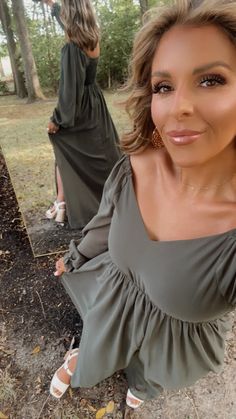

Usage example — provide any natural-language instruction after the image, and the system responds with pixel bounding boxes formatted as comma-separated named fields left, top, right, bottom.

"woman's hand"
left=47, top=121, right=59, bottom=134
left=54, top=257, right=66, bottom=276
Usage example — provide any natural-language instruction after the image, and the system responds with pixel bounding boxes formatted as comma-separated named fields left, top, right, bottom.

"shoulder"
left=107, top=154, right=131, bottom=184
left=104, top=154, right=131, bottom=201
left=130, top=146, right=167, bottom=181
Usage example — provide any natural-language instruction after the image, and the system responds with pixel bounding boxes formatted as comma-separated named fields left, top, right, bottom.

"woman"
left=46, top=0, right=121, bottom=227
left=50, top=0, right=236, bottom=410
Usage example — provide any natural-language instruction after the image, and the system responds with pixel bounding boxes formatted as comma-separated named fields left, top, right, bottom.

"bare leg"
left=46, top=166, right=66, bottom=221
left=56, top=166, right=65, bottom=202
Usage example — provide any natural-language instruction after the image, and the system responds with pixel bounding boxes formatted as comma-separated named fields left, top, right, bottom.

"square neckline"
left=126, top=155, right=236, bottom=244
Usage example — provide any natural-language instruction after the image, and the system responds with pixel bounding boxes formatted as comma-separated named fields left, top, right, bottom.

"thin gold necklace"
left=179, top=172, right=236, bottom=191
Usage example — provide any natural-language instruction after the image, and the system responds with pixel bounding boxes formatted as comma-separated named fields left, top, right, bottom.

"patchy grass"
left=0, top=367, right=17, bottom=403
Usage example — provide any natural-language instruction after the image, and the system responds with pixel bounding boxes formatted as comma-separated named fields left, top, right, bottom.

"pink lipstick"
left=166, top=130, right=204, bottom=146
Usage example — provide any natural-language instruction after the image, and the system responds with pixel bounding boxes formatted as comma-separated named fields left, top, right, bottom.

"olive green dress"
left=61, top=155, right=236, bottom=400
left=49, top=42, right=121, bottom=229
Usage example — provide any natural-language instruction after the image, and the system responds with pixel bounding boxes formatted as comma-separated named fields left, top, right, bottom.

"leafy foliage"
left=1, top=0, right=168, bottom=92
left=96, top=0, right=140, bottom=87
left=29, top=18, right=64, bottom=92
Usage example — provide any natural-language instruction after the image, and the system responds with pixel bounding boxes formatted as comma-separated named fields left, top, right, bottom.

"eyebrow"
left=192, top=61, right=232, bottom=74
left=151, top=61, right=232, bottom=78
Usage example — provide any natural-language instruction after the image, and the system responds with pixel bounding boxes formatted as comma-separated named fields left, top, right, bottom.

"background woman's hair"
left=121, top=0, right=236, bottom=154
left=60, top=0, right=100, bottom=50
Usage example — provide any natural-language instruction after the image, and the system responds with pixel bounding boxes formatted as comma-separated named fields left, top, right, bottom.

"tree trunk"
left=139, top=0, right=149, bottom=16
left=0, top=0, right=27, bottom=98
left=11, top=0, right=45, bottom=102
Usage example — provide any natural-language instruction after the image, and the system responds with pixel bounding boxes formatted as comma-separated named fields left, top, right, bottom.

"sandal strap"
left=51, top=373, right=69, bottom=393
left=55, top=201, right=66, bottom=210
left=63, top=349, right=79, bottom=377
left=126, top=389, right=144, bottom=409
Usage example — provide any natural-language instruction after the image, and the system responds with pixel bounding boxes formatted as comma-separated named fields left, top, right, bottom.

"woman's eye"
left=199, top=74, right=226, bottom=88
left=152, top=83, right=173, bottom=94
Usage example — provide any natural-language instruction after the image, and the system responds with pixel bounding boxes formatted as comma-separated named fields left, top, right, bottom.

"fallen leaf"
left=31, top=345, right=41, bottom=354
left=87, top=404, right=96, bottom=412
left=0, top=412, right=8, bottom=419
left=0, top=346, right=14, bottom=355
left=69, top=388, right=73, bottom=398
left=96, top=407, right=106, bottom=419
left=106, top=400, right=115, bottom=413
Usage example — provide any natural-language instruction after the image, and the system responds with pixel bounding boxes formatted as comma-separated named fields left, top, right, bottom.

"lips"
left=165, top=130, right=204, bottom=146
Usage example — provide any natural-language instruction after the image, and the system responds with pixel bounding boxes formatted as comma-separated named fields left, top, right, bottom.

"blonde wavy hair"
left=60, top=0, right=100, bottom=50
left=121, top=0, right=236, bottom=154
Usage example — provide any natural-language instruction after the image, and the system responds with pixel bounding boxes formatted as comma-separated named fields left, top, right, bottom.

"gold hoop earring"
left=152, top=127, right=164, bottom=149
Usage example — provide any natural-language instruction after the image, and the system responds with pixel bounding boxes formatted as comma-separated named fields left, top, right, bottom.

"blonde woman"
left=50, top=0, right=236, bottom=410
left=46, top=0, right=120, bottom=227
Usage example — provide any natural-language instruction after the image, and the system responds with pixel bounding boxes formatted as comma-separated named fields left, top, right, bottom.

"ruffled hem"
left=61, top=254, right=229, bottom=390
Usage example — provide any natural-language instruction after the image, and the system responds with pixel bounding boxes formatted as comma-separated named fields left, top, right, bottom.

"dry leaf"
left=87, top=404, right=96, bottom=412
left=31, top=346, right=41, bottom=354
left=0, top=412, right=8, bottom=419
left=95, top=407, right=106, bottom=419
left=69, top=388, right=73, bottom=398
left=106, top=400, right=115, bottom=413
left=80, top=398, right=87, bottom=407
left=0, top=346, right=14, bottom=356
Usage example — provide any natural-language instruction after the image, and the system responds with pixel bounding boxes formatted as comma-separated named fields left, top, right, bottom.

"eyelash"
left=152, top=74, right=226, bottom=94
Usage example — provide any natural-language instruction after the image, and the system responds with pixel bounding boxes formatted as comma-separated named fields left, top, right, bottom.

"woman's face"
left=151, top=24, right=236, bottom=167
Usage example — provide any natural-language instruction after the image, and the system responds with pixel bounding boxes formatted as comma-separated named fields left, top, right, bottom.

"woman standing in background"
left=44, top=0, right=121, bottom=227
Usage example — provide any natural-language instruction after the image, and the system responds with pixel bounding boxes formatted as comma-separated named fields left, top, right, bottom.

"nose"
left=170, top=88, right=194, bottom=120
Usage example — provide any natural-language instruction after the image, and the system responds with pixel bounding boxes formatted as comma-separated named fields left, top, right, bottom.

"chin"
left=168, top=152, right=207, bottom=169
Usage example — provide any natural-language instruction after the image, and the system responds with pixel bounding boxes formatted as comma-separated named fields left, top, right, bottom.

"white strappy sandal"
left=46, top=200, right=66, bottom=223
left=126, top=389, right=144, bottom=409
left=50, top=348, right=79, bottom=399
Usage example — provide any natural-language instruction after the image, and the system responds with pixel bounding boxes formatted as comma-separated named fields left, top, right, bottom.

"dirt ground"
left=0, top=149, right=236, bottom=419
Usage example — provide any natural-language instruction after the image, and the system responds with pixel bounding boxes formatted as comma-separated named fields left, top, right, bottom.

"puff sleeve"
left=51, top=3, right=64, bottom=30
left=51, top=43, right=86, bottom=128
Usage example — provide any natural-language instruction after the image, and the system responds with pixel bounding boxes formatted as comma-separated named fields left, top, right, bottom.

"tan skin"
left=53, top=23, right=236, bottom=399
left=132, top=24, right=236, bottom=243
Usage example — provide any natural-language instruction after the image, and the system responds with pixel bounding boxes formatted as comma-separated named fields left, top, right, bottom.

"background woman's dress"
left=49, top=42, right=121, bottom=229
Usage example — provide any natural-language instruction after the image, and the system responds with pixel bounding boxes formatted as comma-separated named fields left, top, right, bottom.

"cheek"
left=209, top=97, right=236, bottom=129
left=151, top=96, right=165, bottom=128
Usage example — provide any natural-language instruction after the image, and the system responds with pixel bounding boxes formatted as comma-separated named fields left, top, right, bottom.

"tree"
left=11, top=0, right=45, bottom=102
left=97, top=0, right=140, bottom=87
left=139, top=0, right=149, bottom=15
left=0, top=0, right=27, bottom=98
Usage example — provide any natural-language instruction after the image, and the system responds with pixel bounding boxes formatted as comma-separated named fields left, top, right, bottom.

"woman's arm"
left=61, top=156, right=126, bottom=272
left=51, top=43, right=86, bottom=128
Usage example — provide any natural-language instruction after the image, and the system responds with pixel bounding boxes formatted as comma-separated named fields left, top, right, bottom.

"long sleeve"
left=51, top=42, right=86, bottom=128
left=63, top=155, right=128, bottom=272
left=51, top=3, right=64, bottom=31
